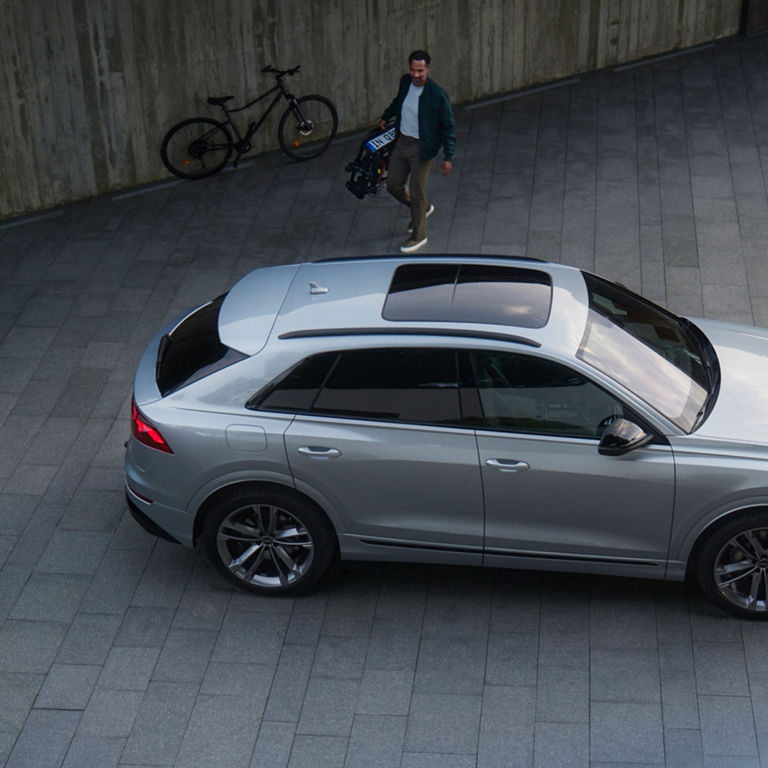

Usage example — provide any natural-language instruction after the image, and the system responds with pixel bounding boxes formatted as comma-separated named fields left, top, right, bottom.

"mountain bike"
left=160, top=65, right=338, bottom=179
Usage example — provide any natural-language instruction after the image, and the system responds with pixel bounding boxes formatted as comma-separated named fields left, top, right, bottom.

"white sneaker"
left=400, top=236, right=428, bottom=253
left=408, top=204, right=435, bottom=233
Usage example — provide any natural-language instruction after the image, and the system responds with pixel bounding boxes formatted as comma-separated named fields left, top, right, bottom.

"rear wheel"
left=278, top=96, right=338, bottom=160
left=696, top=512, right=768, bottom=619
left=160, top=118, right=233, bottom=179
left=203, top=486, right=336, bottom=596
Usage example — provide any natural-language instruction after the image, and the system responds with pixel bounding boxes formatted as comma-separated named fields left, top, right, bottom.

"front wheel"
left=278, top=96, right=338, bottom=160
left=202, top=486, right=337, bottom=596
left=160, top=117, right=233, bottom=179
left=696, top=512, right=768, bottom=619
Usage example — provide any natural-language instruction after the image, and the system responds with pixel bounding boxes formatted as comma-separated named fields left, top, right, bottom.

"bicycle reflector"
left=131, top=398, right=173, bottom=453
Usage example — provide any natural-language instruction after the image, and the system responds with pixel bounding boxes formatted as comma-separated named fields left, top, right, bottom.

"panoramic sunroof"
left=382, top=264, right=552, bottom=328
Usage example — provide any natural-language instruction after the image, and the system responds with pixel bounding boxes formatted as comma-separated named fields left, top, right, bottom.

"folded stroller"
left=345, top=124, right=396, bottom=199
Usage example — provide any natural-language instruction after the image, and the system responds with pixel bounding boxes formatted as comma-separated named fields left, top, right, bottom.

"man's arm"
left=440, top=94, right=456, bottom=174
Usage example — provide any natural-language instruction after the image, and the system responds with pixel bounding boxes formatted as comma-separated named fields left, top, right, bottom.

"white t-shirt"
left=400, top=83, right=423, bottom=138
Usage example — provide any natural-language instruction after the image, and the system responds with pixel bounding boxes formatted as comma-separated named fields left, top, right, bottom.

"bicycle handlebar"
left=261, top=64, right=301, bottom=77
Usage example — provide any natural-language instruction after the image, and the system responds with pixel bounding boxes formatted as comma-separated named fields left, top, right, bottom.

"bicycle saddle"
left=207, top=96, right=234, bottom=106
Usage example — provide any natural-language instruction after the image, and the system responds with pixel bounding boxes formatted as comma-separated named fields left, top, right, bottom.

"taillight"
left=131, top=398, right=173, bottom=453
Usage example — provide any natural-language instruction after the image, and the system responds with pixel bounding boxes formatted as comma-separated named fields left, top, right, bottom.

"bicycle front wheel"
left=278, top=96, right=338, bottom=160
left=160, top=118, right=233, bottom=179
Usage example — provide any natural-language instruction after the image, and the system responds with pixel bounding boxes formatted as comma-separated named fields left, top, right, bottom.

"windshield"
left=577, top=273, right=713, bottom=432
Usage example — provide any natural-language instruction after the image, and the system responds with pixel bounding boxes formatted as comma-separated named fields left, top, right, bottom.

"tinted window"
left=383, top=264, right=552, bottom=328
left=156, top=295, right=245, bottom=396
left=251, top=352, right=337, bottom=412
left=312, top=348, right=461, bottom=425
left=470, top=351, right=627, bottom=437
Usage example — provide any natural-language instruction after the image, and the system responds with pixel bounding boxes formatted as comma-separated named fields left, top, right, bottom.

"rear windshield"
left=156, top=295, right=245, bottom=395
left=383, top=264, right=552, bottom=328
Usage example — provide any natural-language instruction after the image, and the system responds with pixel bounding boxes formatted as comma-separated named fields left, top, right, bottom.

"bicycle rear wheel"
left=278, top=96, right=338, bottom=160
left=160, top=118, right=233, bottom=179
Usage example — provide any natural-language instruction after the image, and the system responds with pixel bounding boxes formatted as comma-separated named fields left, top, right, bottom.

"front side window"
left=577, top=273, right=713, bottom=432
left=470, top=350, right=627, bottom=438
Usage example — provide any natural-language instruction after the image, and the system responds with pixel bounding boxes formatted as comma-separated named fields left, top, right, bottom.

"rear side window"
left=156, top=295, right=246, bottom=395
left=251, top=348, right=462, bottom=426
left=383, top=264, right=552, bottom=328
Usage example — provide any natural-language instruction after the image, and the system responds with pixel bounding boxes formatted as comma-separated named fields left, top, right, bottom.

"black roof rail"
left=277, top=327, right=541, bottom=347
left=312, top=253, right=547, bottom=264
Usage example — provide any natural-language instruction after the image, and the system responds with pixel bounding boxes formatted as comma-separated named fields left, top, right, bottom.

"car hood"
left=693, top=318, right=768, bottom=444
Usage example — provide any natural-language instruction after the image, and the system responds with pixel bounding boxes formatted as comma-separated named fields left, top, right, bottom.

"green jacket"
left=382, top=74, right=456, bottom=162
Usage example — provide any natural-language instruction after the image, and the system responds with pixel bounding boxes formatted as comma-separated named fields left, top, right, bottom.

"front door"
left=468, top=350, right=675, bottom=575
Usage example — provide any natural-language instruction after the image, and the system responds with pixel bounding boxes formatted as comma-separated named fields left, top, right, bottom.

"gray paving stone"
left=590, top=701, right=664, bottom=764
left=405, top=692, right=482, bottom=755
left=35, top=663, right=100, bottom=710
left=414, top=636, right=487, bottom=694
left=212, top=608, right=289, bottom=666
left=79, top=548, right=152, bottom=614
left=6, top=709, right=80, bottom=768
left=263, top=644, right=315, bottom=723
left=120, top=681, right=197, bottom=766
left=693, top=641, right=750, bottom=696
left=345, top=714, right=407, bottom=768
left=114, top=606, right=174, bottom=648
left=287, top=734, right=346, bottom=768
left=152, top=628, right=217, bottom=684
left=97, top=646, right=160, bottom=691
left=61, top=735, right=125, bottom=768
left=312, top=634, right=367, bottom=680
left=175, top=694, right=260, bottom=768
left=36, top=529, right=111, bottom=574
left=533, top=721, right=588, bottom=768
left=478, top=684, right=535, bottom=768
left=76, top=688, right=143, bottom=738
left=535, top=664, right=589, bottom=724
left=0, top=619, right=67, bottom=674
left=590, top=647, right=662, bottom=704
left=356, top=668, right=413, bottom=716
left=297, top=677, right=359, bottom=736
left=664, top=728, right=704, bottom=768
left=698, top=694, right=758, bottom=759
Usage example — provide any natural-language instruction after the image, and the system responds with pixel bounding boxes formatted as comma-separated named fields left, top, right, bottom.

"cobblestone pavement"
left=2, top=33, right=768, bottom=768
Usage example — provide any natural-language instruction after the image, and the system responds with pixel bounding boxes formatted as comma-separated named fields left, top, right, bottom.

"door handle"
left=486, top=459, right=530, bottom=472
left=297, top=446, right=341, bottom=458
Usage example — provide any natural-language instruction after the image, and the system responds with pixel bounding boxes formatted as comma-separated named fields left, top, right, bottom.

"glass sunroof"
left=383, top=264, right=552, bottom=328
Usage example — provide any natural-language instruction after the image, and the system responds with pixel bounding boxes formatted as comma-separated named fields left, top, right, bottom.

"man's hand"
left=379, top=119, right=388, bottom=131
left=442, top=160, right=452, bottom=176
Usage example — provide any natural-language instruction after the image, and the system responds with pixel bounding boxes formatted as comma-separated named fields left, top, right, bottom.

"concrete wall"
left=1, top=0, right=741, bottom=219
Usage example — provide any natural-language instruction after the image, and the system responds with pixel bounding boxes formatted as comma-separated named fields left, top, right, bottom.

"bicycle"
left=160, top=65, right=338, bottom=180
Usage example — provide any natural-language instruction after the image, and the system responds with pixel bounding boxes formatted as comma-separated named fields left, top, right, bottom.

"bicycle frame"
left=216, top=78, right=297, bottom=145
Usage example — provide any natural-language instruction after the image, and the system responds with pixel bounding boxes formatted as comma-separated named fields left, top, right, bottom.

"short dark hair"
left=409, top=49, right=431, bottom=65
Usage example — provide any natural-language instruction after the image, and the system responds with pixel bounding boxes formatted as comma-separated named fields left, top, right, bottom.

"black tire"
left=202, top=485, right=337, bottom=596
left=696, top=511, right=768, bottom=620
left=278, top=95, right=338, bottom=160
left=160, top=117, right=233, bottom=179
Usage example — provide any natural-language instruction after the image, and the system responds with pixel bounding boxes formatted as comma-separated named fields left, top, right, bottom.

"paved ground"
left=2, top=33, right=768, bottom=768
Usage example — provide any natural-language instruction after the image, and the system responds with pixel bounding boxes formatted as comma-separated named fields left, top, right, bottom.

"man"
left=379, top=50, right=455, bottom=253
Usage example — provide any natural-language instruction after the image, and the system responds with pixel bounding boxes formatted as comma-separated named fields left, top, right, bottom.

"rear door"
left=269, top=347, right=484, bottom=561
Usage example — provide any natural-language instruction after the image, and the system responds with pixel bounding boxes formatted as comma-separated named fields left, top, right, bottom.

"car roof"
left=218, top=255, right=590, bottom=358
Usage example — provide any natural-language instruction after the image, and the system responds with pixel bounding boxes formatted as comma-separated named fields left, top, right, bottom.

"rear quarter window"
left=156, top=295, right=246, bottom=395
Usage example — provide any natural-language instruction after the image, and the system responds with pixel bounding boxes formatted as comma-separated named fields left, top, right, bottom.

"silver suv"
left=125, top=255, right=768, bottom=619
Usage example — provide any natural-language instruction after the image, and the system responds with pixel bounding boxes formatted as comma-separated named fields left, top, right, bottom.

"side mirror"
left=598, top=418, right=653, bottom=456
